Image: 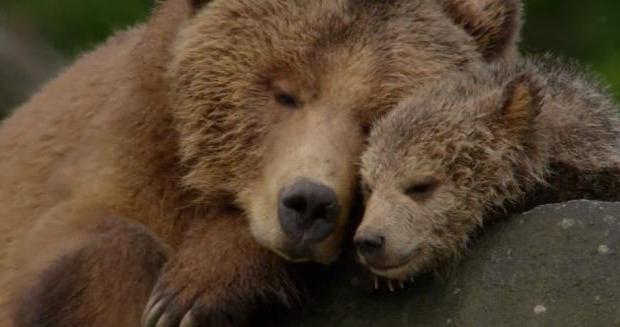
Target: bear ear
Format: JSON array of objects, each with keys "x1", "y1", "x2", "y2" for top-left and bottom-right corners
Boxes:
[
  {"x1": 441, "y1": 0, "x2": 522, "y2": 61},
  {"x1": 497, "y1": 72, "x2": 543, "y2": 138}
]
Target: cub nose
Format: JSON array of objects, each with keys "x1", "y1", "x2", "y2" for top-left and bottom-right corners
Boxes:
[
  {"x1": 278, "y1": 179, "x2": 340, "y2": 244},
  {"x1": 354, "y1": 232, "x2": 385, "y2": 260}
]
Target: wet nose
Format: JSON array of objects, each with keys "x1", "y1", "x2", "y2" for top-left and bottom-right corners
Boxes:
[
  {"x1": 354, "y1": 232, "x2": 385, "y2": 260},
  {"x1": 278, "y1": 179, "x2": 340, "y2": 244}
]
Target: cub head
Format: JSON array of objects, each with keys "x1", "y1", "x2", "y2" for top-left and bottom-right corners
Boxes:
[
  {"x1": 356, "y1": 64, "x2": 545, "y2": 280},
  {"x1": 164, "y1": 0, "x2": 523, "y2": 264}
]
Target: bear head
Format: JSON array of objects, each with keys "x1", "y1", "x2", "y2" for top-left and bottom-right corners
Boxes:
[
  {"x1": 166, "y1": 0, "x2": 524, "y2": 264},
  {"x1": 357, "y1": 62, "x2": 545, "y2": 280}
]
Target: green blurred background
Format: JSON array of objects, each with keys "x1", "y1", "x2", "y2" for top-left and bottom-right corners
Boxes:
[{"x1": 0, "y1": 0, "x2": 619, "y2": 116}]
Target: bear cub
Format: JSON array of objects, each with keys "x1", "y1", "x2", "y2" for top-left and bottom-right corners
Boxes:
[{"x1": 355, "y1": 57, "x2": 620, "y2": 283}]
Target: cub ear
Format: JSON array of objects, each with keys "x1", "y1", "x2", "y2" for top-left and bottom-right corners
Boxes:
[
  {"x1": 441, "y1": 0, "x2": 522, "y2": 61},
  {"x1": 498, "y1": 72, "x2": 543, "y2": 138}
]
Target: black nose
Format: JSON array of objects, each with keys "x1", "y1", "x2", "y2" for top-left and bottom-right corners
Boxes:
[
  {"x1": 354, "y1": 232, "x2": 385, "y2": 260},
  {"x1": 278, "y1": 179, "x2": 340, "y2": 244}
]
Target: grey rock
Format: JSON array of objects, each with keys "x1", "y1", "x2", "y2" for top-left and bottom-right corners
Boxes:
[{"x1": 274, "y1": 200, "x2": 620, "y2": 327}]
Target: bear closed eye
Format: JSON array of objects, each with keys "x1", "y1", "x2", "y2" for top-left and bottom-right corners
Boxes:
[{"x1": 404, "y1": 176, "x2": 441, "y2": 200}]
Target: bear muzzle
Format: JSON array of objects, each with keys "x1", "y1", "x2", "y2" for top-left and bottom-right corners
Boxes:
[{"x1": 277, "y1": 178, "x2": 340, "y2": 255}]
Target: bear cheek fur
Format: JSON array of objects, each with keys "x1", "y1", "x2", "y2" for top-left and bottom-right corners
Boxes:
[{"x1": 168, "y1": 20, "x2": 270, "y2": 202}]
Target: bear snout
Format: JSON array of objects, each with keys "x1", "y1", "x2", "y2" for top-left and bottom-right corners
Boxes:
[
  {"x1": 354, "y1": 231, "x2": 386, "y2": 262},
  {"x1": 277, "y1": 179, "x2": 340, "y2": 247}
]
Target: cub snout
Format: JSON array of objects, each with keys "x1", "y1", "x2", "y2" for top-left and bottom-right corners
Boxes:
[
  {"x1": 354, "y1": 231, "x2": 385, "y2": 263},
  {"x1": 354, "y1": 224, "x2": 430, "y2": 280},
  {"x1": 278, "y1": 179, "x2": 340, "y2": 257}
]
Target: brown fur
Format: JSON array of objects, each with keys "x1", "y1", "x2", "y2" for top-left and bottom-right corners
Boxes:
[
  {"x1": 142, "y1": 211, "x2": 299, "y2": 326},
  {"x1": 440, "y1": 0, "x2": 522, "y2": 61},
  {"x1": 14, "y1": 220, "x2": 167, "y2": 327},
  {"x1": 358, "y1": 56, "x2": 620, "y2": 281},
  {"x1": 0, "y1": 0, "x2": 522, "y2": 325}
]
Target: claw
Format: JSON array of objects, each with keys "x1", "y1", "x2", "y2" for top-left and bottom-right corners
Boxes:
[
  {"x1": 144, "y1": 296, "x2": 158, "y2": 316},
  {"x1": 143, "y1": 299, "x2": 166, "y2": 327},
  {"x1": 179, "y1": 311, "x2": 196, "y2": 327},
  {"x1": 154, "y1": 312, "x2": 173, "y2": 327}
]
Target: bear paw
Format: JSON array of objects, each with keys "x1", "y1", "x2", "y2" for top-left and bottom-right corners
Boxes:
[
  {"x1": 141, "y1": 278, "x2": 248, "y2": 327},
  {"x1": 141, "y1": 217, "x2": 295, "y2": 326}
]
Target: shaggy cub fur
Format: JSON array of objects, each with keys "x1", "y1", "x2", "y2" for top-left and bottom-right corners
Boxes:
[{"x1": 357, "y1": 57, "x2": 620, "y2": 281}]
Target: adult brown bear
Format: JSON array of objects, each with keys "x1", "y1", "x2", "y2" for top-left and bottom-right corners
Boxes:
[{"x1": 0, "y1": 0, "x2": 522, "y2": 325}]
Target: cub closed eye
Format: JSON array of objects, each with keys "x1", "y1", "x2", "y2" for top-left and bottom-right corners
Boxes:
[
  {"x1": 361, "y1": 123, "x2": 372, "y2": 137},
  {"x1": 405, "y1": 176, "x2": 440, "y2": 200},
  {"x1": 274, "y1": 92, "x2": 299, "y2": 109}
]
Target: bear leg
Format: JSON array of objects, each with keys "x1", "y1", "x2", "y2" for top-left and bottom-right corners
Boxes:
[{"x1": 12, "y1": 219, "x2": 168, "y2": 327}]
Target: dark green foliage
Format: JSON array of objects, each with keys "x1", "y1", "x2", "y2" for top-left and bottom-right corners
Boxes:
[
  {"x1": 1, "y1": 0, "x2": 151, "y2": 56},
  {"x1": 522, "y1": 0, "x2": 620, "y2": 97}
]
